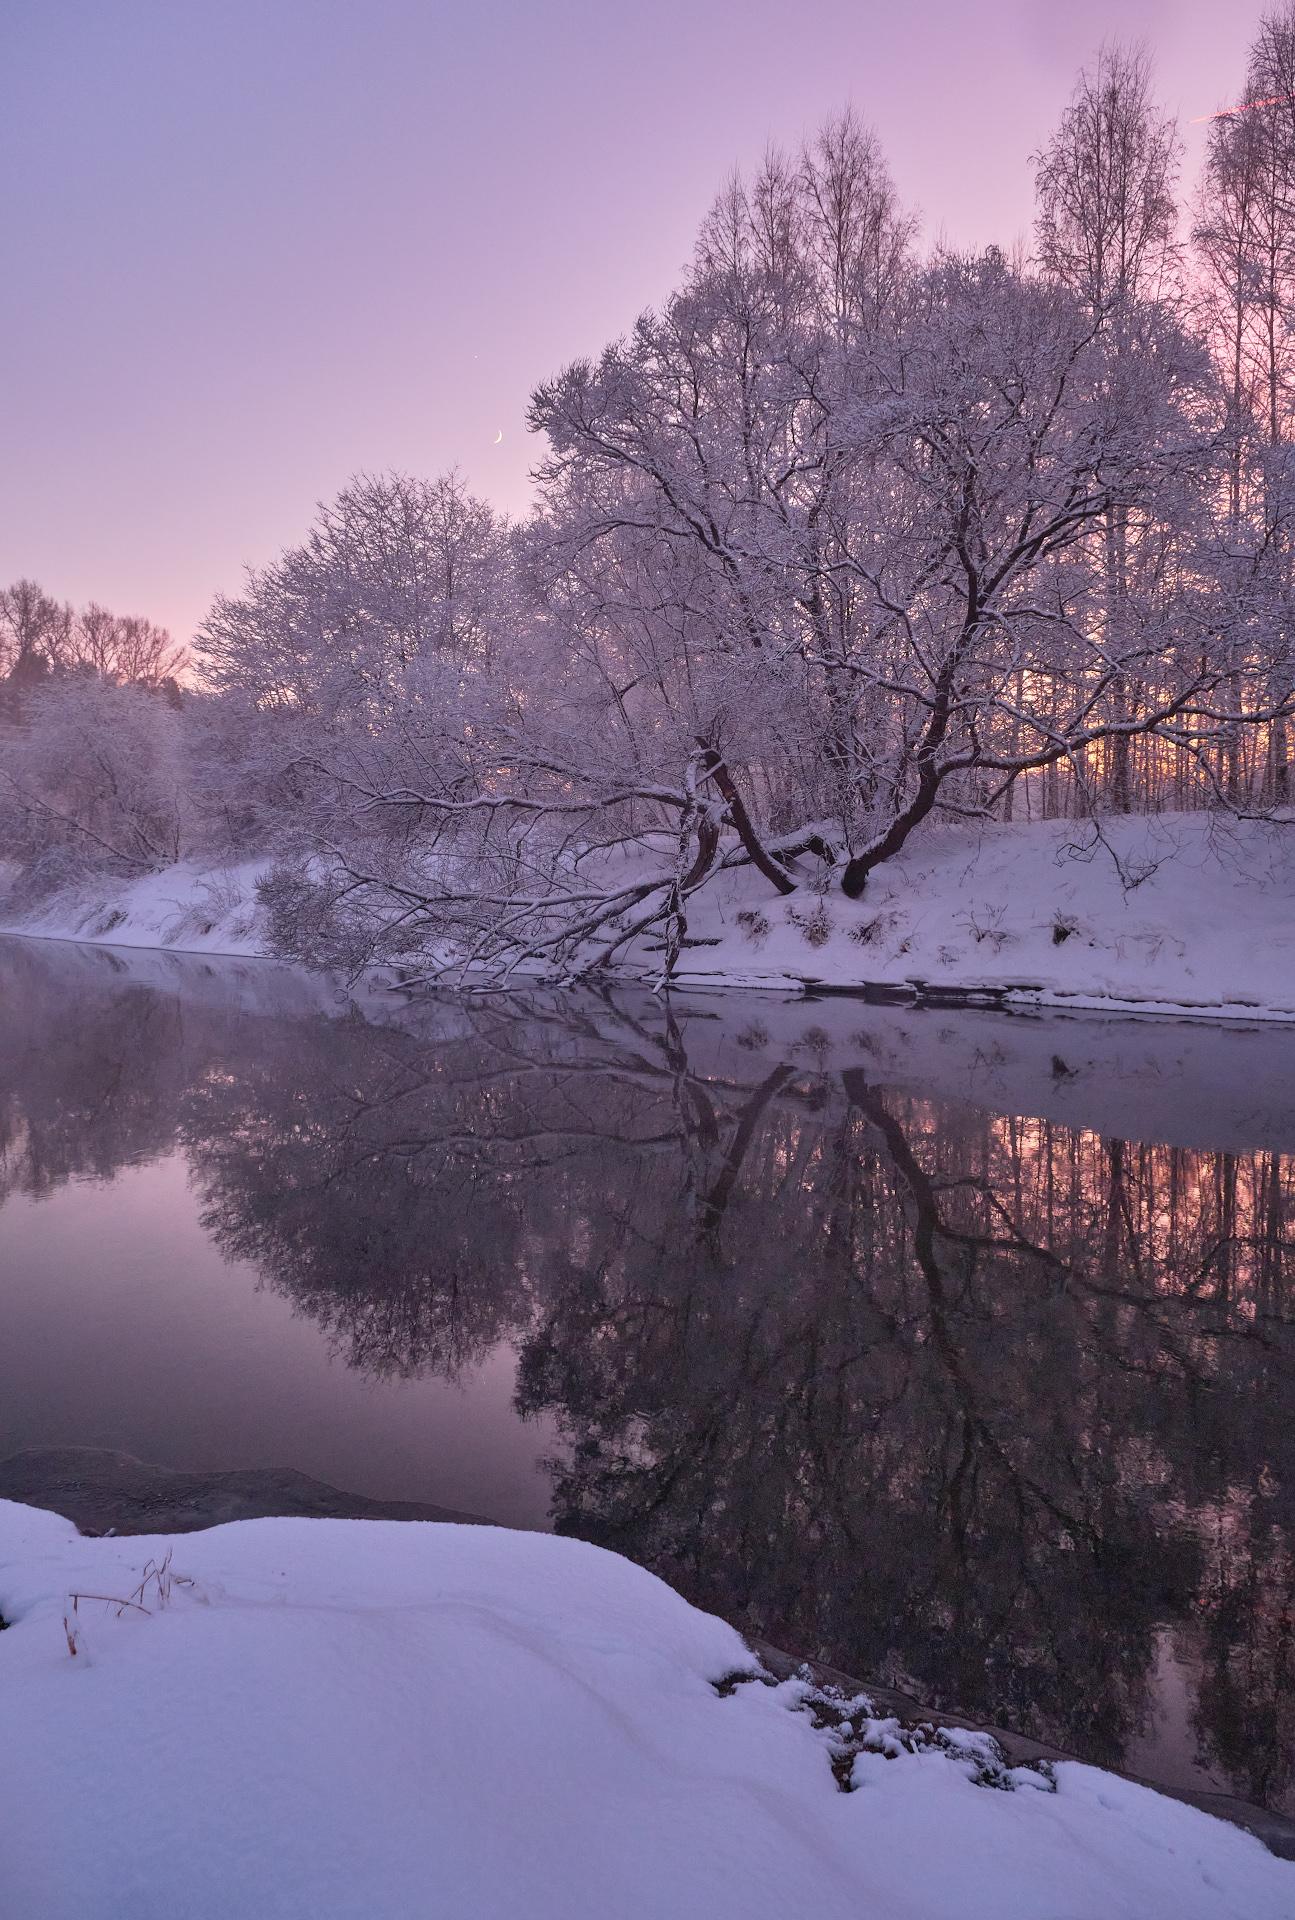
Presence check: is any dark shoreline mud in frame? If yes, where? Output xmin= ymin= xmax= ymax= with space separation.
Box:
xmin=0 ymin=1446 xmax=483 ymax=1536
xmin=4 ymin=1445 xmax=1293 ymax=1862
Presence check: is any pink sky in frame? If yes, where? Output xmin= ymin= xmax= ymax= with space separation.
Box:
xmin=0 ymin=0 xmax=1265 ymax=646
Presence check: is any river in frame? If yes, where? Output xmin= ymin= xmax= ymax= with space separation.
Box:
xmin=1 ymin=934 xmax=1293 ymax=1815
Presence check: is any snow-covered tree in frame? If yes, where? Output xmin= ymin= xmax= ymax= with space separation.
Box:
xmin=70 ymin=604 xmax=186 ymax=690
xmin=0 ymin=675 xmax=188 ymax=891
xmin=7 ymin=73 xmax=1295 ymax=987
xmin=197 ymin=470 xmax=506 ymax=721
xmin=0 ymin=580 xmax=72 ymax=695
xmin=1033 ymin=42 xmax=1182 ymax=317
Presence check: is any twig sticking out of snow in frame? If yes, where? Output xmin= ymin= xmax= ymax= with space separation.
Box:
xmin=62 ymin=1550 xmax=194 ymax=1655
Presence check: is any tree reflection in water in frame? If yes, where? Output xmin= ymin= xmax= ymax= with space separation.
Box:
xmin=1 ymin=937 xmax=1293 ymax=1811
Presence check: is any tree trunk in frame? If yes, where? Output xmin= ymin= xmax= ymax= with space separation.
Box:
xmin=698 ymin=746 xmax=797 ymax=896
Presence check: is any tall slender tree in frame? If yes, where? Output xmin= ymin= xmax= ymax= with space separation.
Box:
xmin=1034 ymin=43 xmax=1183 ymax=812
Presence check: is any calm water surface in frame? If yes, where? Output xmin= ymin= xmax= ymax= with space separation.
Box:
xmin=2 ymin=935 xmax=1294 ymax=1814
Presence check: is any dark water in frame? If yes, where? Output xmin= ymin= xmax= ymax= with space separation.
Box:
xmin=2 ymin=936 xmax=1294 ymax=1815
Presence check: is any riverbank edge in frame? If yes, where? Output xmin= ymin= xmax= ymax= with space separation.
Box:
xmin=3 ymin=1446 xmax=1291 ymax=1861
xmin=5 ymin=814 xmax=1295 ymax=1025
xmin=6 ymin=917 xmax=1295 ymax=1029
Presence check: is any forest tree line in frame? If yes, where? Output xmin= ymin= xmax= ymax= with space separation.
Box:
xmin=6 ymin=23 xmax=1295 ymax=980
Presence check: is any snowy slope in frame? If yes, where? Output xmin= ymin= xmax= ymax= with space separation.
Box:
xmin=2 ymin=813 xmax=1293 ymax=1021
xmin=655 ymin=812 xmax=1295 ymax=1020
xmin=0 ymin=1501 xmax=1291 ymax=1920
xmin=0 ymin=858 xmax=271 ymax=958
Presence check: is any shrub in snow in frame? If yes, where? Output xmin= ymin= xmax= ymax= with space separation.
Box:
xmin=787 ymin=901 xmax=834 ymax=948
xmin=962 ymin=904 xmax=1011 ymax=950
xmin=735 ymin=908 xmax=770 ymax=947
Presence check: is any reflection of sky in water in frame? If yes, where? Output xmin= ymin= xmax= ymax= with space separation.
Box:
xmin=1125 ymin=1630 xmax=1215 ymax=1798
xmin=1 ymin=935 xmax=1293 ymax=1818
xmin=0 ymin=1157 xmax=554 ymax=1528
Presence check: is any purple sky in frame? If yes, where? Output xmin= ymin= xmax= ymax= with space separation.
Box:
xmin=1 ymin=0 xmax=1266 ymax=645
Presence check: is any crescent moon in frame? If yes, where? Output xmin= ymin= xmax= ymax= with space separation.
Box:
xmin=493 ymin=429 xmax=503 ymax=445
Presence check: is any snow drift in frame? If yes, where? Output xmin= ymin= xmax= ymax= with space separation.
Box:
xmin=0 ymin=1502 xmax=1291 ymax=1919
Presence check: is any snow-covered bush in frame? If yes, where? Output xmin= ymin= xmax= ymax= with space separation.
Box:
xmin=0 ymin=675 xmax=190 ymax=899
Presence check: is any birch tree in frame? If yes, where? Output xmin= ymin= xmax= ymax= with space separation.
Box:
xmin=1034 ymin=43 xmax=1183 ymax=811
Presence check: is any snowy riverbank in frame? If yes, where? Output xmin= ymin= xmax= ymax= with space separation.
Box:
xmin=1 ymin=1499 xmax=1292 ymax=1919
xmin=3 ymin=812 xmax=1293 ymax=1021
xmin=0 ymin=856 xmax=271 ymax=960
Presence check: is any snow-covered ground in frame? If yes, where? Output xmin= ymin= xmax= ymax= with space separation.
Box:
xmin=0 ymin=856 xmax=271 ymax=958
xmin=657 ymin=812 xmax=1295 ymax=1020
xmin=0 ymin=1501 xmax=1290 ymax=1920
xmin=3 ymin=812 xmax=1293 ymax=1020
